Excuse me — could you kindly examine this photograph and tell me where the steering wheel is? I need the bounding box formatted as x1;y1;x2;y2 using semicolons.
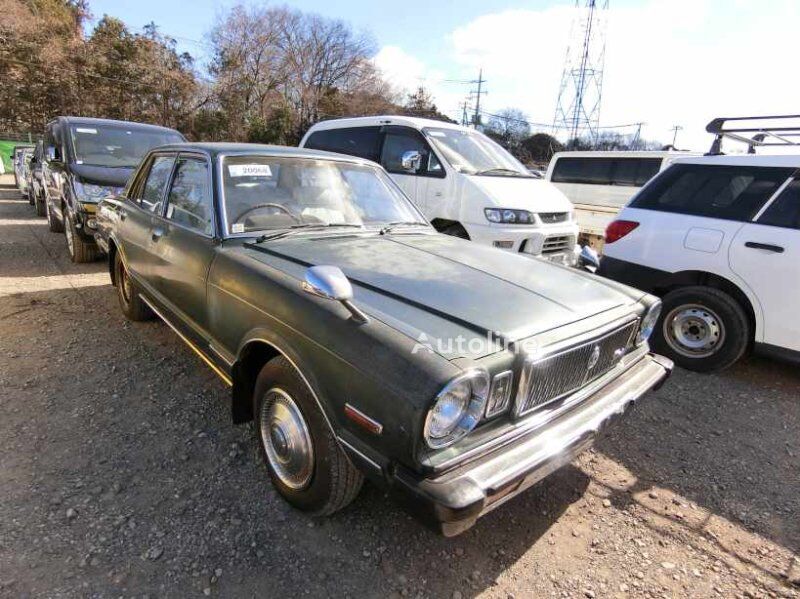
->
233;203;301;224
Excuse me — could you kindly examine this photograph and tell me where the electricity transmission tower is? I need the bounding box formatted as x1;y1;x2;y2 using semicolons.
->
552;0;609;147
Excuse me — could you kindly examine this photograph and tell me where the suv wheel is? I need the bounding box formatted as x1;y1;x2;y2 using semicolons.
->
254;357;363;516
113;251;152;321
65;213;99;263
46;199;64;232
652;286;750;372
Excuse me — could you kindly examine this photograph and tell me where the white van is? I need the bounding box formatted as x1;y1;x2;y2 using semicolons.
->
546;151;694;246
300;116;580;265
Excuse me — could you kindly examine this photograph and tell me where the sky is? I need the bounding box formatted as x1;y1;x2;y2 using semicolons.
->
85;0;800;151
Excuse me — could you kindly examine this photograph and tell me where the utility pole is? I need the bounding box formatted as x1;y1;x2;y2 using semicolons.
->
670;125;683;148
460;100;470;127
470;69;487;129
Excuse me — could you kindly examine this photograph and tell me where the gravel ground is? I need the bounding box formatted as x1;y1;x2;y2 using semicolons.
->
0;175;798;599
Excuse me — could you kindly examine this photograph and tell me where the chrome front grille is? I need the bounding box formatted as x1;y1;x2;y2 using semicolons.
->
541;235;573;254
538;212;568;224
515;321;638;416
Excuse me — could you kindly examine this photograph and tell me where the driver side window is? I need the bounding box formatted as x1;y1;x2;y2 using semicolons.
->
381;131;443;177
139;155;175;213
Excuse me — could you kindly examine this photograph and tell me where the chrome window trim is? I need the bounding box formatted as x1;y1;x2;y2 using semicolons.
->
752;175;794;222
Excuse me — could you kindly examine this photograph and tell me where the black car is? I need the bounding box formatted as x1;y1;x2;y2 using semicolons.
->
42;116;185;262
95;142;671;535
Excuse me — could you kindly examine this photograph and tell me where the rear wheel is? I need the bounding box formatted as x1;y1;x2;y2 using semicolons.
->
65;212;99;263
441;223;470;239
113;251;152;321
651;286;750;372
254;357;363;516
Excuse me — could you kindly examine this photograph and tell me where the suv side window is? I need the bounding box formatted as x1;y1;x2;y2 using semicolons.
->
305;127;382;162
164;157;212;235
758;179;800;229
381;129;443;177
631;164;794;222
140;155;175;213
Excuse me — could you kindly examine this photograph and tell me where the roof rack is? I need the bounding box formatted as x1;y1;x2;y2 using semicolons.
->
706;114;800;155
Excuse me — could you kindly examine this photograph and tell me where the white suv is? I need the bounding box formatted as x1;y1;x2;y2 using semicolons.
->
599;153;799;372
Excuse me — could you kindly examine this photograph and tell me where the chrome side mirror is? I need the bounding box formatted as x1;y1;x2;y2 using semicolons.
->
302;265;368;323
401;150;422;173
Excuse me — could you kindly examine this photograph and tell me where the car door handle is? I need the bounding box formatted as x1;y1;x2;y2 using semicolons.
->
744;241;784;253
152;228;164;242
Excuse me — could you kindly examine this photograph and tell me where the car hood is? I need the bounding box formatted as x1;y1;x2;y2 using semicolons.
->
464;175;574;212
69;163;134;188
241;233;641;359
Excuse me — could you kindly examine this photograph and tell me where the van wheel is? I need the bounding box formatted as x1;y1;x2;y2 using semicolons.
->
254;357;363;516
46;200;64;232
652;286;749;373
114;251;152;321
441;223;470;239
65;213;99;263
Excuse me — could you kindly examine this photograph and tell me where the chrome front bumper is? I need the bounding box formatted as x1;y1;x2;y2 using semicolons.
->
393;352;673;536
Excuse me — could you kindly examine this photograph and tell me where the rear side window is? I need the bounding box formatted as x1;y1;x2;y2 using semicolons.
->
631;164;793;221
551;157;662;186
140;155;175;213
304;127;382;162
758;179;800;229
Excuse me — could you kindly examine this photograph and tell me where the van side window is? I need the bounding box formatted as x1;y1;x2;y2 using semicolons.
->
552;157;661;186
381;130;442;177
758;179;800;229
305;127;381;162
631;164;794;222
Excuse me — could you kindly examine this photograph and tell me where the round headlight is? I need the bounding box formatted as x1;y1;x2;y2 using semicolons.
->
637;300;662;345
424;370;489;449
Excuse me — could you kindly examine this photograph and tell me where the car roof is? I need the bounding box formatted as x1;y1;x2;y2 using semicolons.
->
52;116;183;135
149;142;376;166
550;150;698;159
304;115;465;133
672;154;800;167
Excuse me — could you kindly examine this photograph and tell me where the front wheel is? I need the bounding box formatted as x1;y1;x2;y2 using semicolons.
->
651;286;750;372
254;357;363;516
65;213;99;263
46;199;64;232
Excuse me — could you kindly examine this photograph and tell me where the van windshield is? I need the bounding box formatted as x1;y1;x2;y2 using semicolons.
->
69;125;184;168
423;127;532;177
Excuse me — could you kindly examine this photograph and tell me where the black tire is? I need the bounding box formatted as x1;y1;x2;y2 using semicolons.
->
35;192;46;217
46;199;64;232
113;251;152;321
65;212;99;263
441;223;470;239
254;357;363;516
651;286;750;373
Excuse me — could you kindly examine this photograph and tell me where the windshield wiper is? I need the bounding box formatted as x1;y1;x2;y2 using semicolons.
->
378;221;428;235
253;223;363;243
474;167;528;177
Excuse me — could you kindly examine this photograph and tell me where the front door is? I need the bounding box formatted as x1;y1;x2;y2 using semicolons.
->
729;178;800;351
122;153;176;283
152;154;216;336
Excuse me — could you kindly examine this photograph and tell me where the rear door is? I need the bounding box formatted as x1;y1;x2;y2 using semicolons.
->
153;153;216;335
729;177;800;350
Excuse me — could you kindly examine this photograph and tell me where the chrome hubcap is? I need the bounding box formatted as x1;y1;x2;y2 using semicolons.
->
665;304;725;358
259;388;313;490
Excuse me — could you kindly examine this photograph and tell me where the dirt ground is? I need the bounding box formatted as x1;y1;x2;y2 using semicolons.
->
0;175;798;599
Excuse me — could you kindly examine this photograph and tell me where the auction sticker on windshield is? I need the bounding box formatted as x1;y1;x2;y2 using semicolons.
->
228;164;272;177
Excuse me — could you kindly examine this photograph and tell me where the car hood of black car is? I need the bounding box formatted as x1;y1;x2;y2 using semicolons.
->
69;163;135;188
241;233;643;360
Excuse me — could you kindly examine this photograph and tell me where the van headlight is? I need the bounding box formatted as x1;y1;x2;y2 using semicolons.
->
637;300;662;345
485;208;534;224
75;181;122;203
424;370;489;449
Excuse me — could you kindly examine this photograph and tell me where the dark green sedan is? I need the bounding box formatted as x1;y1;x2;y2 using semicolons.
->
95;143;672;536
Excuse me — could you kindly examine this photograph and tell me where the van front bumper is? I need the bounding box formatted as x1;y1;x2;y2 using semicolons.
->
392;352;672;536
466;221;580;262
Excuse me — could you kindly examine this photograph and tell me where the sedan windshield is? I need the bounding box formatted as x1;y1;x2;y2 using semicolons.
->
424;127;531;177
222;156;425;235
70;125;184;168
